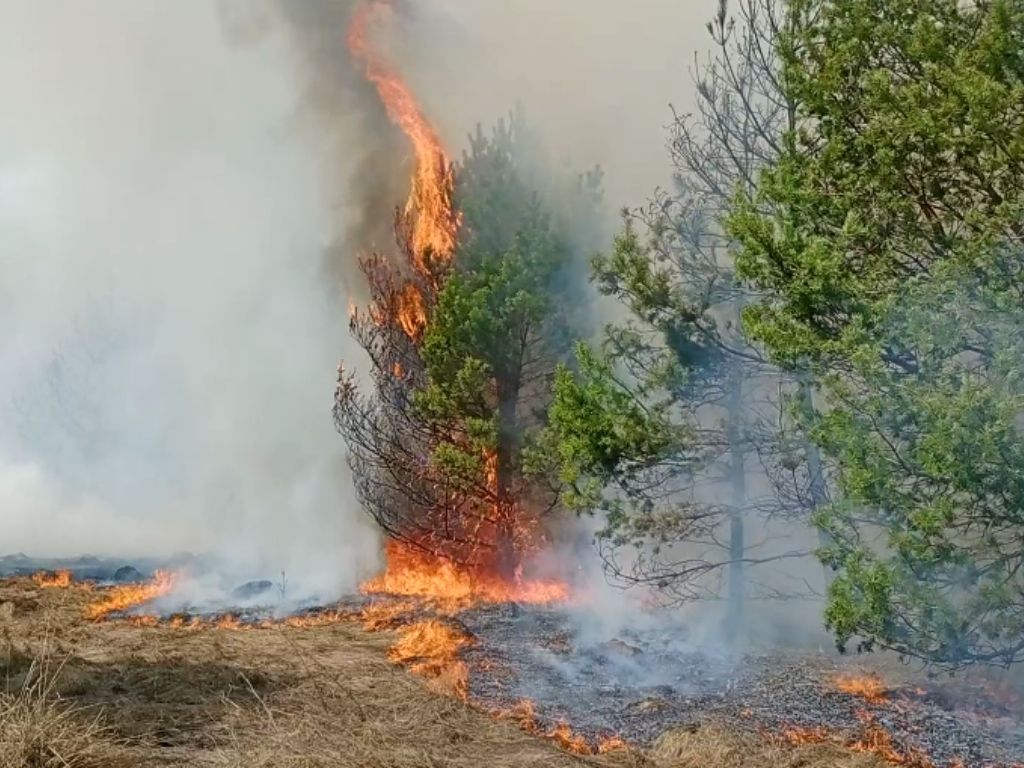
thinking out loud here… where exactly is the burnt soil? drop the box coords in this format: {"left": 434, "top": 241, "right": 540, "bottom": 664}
{"left": 458, "top": 602, "right": 1024, "bottom": 768}
{"left": 1, "top": 568, "right": 1022, "bottom": 767}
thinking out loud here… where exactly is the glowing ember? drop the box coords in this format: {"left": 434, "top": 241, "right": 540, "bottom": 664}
{"left": 32, "top": 570, "right": 71, "bottom": 588}
{"left": 85, "top": 570, "right": 176, "bottom": 621}
{"left": 347, "top": 0, "right": 460, "bottom": 274}
{"left": 834, "top": 673, "right": 889, "bottom": 705}
{"left": 361, "top": 540, "right": 569, "bottom": 612}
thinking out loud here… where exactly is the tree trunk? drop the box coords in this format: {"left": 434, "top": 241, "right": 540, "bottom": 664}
{"left": 798, "top": 376, "right": 833, "bottom": 593}
{"left": 494, "top": 382, "right": 519, "bottom": 581}
{"left": 726, "top": 373, "right": 747, "bottom": 638}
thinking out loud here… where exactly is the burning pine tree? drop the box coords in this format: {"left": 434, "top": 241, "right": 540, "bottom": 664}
{"left": 336, "top": 3, "right": 603, "bottom": 587}
{"left": 336, "top": 113, "right": 601, "bottom": 585}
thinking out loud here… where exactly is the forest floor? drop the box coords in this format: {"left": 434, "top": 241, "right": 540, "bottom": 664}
{"left": 0, "top": 576, "right": 891, "bottom": 768}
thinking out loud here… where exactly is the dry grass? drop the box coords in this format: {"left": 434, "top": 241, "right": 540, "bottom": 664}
{"left": 0, "top": 578, "right": 888, "bottom": 768}
{"left": 0, "top": 654, "right": 130, "bottom": 768}
{"left": 651, "top": 726, "right": 884, "bottom": 768}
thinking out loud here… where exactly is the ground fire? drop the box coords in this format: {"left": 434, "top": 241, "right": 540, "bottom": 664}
{"left": 84, "top": 570, "right": 176, "bottom": 621}
{"left": 833, "top": 673, "right": 890, "bottom": 705}
{"left": 32, "top": 569, "right": 72, "bottom": 589}
{"left": 6, "top": 3, "right": 1024, "bottom": 768}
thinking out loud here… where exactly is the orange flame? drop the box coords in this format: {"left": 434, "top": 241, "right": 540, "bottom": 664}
{"left": 347, "top": 1, "right": 460, "bottom": 273}
{"left": 834, "top": 673, "right": 889, "bottom": 705}
{"left": 358, "top": 599, "right": 417, "bottom": 631}
{"left": 396, "top": 282, "right": 427, "bottom": 339}
{"left": 85, "top": 570, "right": 177, "bottom": 621}
{"left": 776, "top": 713, "right": 938, "bottom": 767}
{"left": 32, "top": 570, "right": 71, "bottom": 589}
{"left": 851, "top": 710, "right": 934, "bottom": 767}
{"left": 497, "top": 698, "right": 621, "bottom": 756}
{"left": 547, "top": 723, "right": 593, "bottom": 755}
{"left": 280, "top": 609, "right": 352, "bottom": 629}
{"left": 361, "top": 541, "right": 569, "bottom": 612}
{"left": 388, "top": 619, "right": 472, "bottom": 699}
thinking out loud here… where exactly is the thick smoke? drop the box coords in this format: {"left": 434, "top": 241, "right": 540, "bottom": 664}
{"left": 392, "top": 0, "right": 710, "bottom": 208}
{"left": 0, "top": 1, "right": 378, "bottom": 598}
{"left": 0, "top": 1, "right": 719, "bottom": 608}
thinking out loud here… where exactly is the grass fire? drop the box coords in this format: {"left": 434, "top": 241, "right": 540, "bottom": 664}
{"left": 4, "top": 1, "right": 1024, "bottom": 767}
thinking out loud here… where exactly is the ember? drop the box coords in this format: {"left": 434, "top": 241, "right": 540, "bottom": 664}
{"left": 85, "top": 570, "right": 176, "bottom": 621}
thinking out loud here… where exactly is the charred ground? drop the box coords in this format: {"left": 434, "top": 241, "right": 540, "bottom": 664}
{"left": 2, "top": 573, "right": 1021, "bottom": 767}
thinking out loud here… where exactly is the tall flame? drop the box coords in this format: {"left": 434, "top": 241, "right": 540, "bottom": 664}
{"left": 347, "top": 1, "right": 460, "bottom": 273}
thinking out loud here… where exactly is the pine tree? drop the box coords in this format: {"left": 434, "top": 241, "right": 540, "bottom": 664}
{"left": 336, "top": 111, "right": 603, "bottom": 576}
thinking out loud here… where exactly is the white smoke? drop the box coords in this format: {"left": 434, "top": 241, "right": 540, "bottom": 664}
{"left": 0, "top": 0, "right": 719, "bottom": 607}
{"left": 0, "top": 0, "right": 377, "bottom": 598}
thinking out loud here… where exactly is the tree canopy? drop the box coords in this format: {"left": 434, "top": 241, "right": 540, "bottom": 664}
{"left": 731, "top": 0, "right": 1024, "bottom": 666}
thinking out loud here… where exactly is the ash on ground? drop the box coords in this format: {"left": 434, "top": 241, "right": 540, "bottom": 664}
{"left": 460, "top": 603, "right": 1024, "bottom": 767}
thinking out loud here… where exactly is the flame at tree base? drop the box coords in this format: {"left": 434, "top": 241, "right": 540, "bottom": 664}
{"left": 360, "top": 540, "right": 570, "bottom": 612}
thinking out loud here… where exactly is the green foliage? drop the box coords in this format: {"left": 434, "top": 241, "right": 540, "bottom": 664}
{"left": 415, "top": 111, "right": 601, "bottom": 497}
{"left": 592, "top": 220, "right": 720, "bottom": 388}
{"left": 732, "top": 0, "right": 1024, "bottom": 365}
{"left": 541, "top": 345, "right": 683, "bottom": 506}
{"left": 814, "top": 279, "right": 1024, "bottom": 665}
{"left": 539, "top": 1, "right": 811, "bottom": 604}
{"left": 732, "top": 0, "right": 1024, "bottom": 665}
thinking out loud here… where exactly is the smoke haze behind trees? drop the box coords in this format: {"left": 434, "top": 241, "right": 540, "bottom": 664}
{"left": 0, "top": 0, "right": 714, "bottom": 598}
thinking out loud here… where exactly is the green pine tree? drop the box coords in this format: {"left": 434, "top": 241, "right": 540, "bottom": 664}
{"left": 730, "top": 0, "right": 1024, "bottom": 666}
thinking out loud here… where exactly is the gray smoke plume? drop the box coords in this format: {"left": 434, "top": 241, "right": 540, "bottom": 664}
{"left": 0, "top": 0, "right": 379, "bottom": 599}
{"left": 0, "top": 0, "right": 717, "bottom": 607}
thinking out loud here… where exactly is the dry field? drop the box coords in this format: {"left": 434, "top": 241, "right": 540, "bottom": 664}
{"left": 0, "top": 577, "right": 883, "bottom": 768}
